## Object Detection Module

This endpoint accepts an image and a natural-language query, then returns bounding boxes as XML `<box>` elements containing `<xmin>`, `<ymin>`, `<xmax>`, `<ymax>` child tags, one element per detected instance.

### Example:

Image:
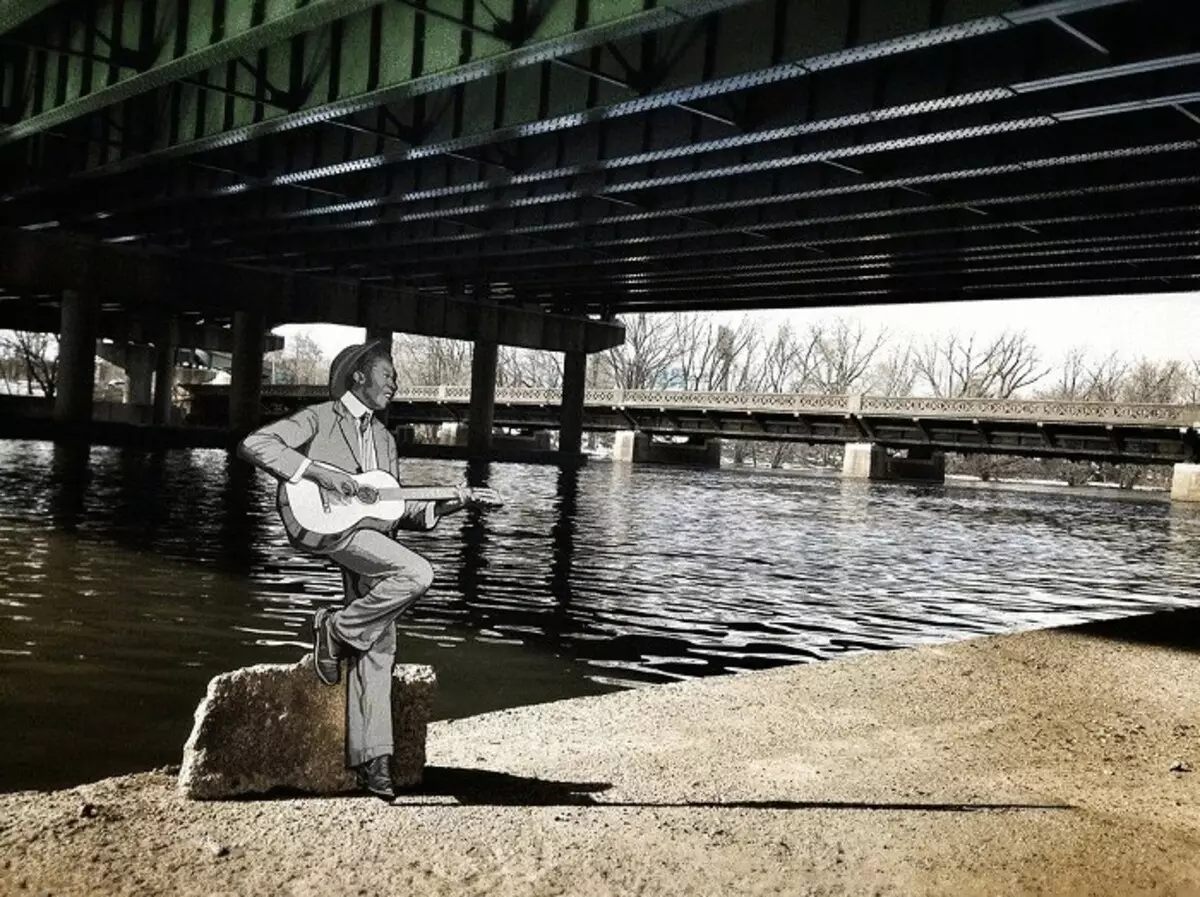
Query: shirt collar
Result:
<box><xmin>339</xmin><ymin>390</ymin><xmax>372</xmax><ymax>421</ymax></box>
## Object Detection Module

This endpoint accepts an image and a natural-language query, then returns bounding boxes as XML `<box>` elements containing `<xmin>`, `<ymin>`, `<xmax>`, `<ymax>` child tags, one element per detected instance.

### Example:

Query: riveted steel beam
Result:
<box><xmin>0</xmin><ymin>0</ymin><xmax>63</xmax><ymax>35</ymax></box>
<box><xmin>2</xmin><ymin>0</ymin><xmax>1151</xmax><ymax>205</ymax></box>
<box><xmin>46</xmin><ymin>42</ymin><xmax>1200</xmax><ymax>240</ymax></box>
<box><xmin>240</xmin><ymin>181</ymin><xmax>1200</xmax><ymax>292</ymax></box>
<box><xmin>596</xmin><ymin>269</ymin><xmax>1200</xmax><ymax>313</ymax></box>
<box><xmin>0</xmin><ymin>0</ymin><xmax>758</xmax><ymax>190</ymax></box>
<box><xmin>210</xmin><ymin>126</ymin><xmax>1200</xmax><ymax>264</ymax></box>
<box><xmin>0</xmin><ymin>0</ymin><xmax>391</xmax><ymax>145</ymax></box>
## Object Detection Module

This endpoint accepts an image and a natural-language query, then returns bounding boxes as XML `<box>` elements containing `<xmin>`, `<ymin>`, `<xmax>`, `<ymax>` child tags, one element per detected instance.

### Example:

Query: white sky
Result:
<box><xmin>274</xmin><ymin>291</ymin><xmax>1199</xmax><ymax>366</ymax></box>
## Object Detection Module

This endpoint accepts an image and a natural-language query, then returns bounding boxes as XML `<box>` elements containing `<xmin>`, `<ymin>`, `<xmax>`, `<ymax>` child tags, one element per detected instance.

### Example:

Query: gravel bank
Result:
<box><xmin>3</xmin><ymin>610</ymin><xmax>1198</xmax><ymax>896</ymax></box>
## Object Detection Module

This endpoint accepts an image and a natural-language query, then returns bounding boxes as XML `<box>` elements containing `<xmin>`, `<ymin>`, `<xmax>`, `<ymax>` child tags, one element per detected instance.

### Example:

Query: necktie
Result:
<box><xmin>359</xmin><ymin>415</ymin><xmax>372</xmax><ymax>472</ymax></box>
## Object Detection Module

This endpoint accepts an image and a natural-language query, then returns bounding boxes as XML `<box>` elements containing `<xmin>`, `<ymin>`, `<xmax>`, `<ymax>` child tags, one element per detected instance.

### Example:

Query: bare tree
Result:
<box><xmin>497</xmin><ymin>347</ymin><xmax>563</xmax><ymax>388</ymax></box>
<box><xmin>867</xmin><ymin>344</ymin><xmax>918</xmax><ymax>396</ymax></box>
<box><xmin>0</xmin><ymin>330</ymin><xmax>59</xmax><ymax>397</ymax></box>
<box><xmin>808</xmin><ymin>318</ymin><xmax>887</xmax><ymax>393</ymax></box>
<box><xmin>265</xmin><ymin>330</ymin><xmax>328</xmax><ymax>385</ymax></box>
<box><xmin>1045</xmin><ymin>348</ymin><xmax>1128</xmax><ymax>401</ymax></box>
<box><xmin>599</xmin><ymin>313</ymin><xmax>676</xmax><ymax>389</ymax></box>
<box><xmin>1120</xmin><ymin>359</ymin><xmax>1188</xmax><ymax>404</ymax></box>
<box><xmin>757</xmin><ymin>322</ymin><xmax>820</xmax><ymax>393</ymax></box>
<box><xmin>391</xmin><ymin>335</ymin><xmax>472</xmax><ymax>387</ymax></box>
<box><xmin>916</xmin><ymin>331</ymin><xmax>1047</xmax><ymax>398</ymax></box>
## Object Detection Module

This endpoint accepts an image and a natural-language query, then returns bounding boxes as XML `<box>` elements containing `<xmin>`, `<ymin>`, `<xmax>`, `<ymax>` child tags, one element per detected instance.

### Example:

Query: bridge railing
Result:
<box><xmin>387</xmin><ymin>386</ymin><xmax>1198</xmax><ymax>427</ymax></box>
<box><xmin>187</xmin><ymin>382</ymin><xmax>1200</xmax><ymax>427</ymax></box>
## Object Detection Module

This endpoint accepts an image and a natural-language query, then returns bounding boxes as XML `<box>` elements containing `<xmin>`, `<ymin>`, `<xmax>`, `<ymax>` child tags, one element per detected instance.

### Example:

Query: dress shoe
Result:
<box><xmin>312</xmin><ymin>607</ymin><xmax>342</xmax><ymax>686</ymax></box>
<box><xmin>355</xmin><ymin>755</ymin><xmax>395</xmax><ymax>801</ymax></box>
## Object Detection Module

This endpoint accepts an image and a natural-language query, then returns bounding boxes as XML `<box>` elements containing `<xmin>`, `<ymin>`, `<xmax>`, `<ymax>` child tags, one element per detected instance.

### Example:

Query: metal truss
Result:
<box><xmin>0</xmin><ymin>0</ymin><xmax>1196</xmax><ymax>322</ymax></box>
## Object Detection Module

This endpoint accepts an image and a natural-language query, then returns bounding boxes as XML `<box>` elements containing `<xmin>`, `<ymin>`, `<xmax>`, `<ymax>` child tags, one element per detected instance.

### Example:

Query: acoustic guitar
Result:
<box><xmin>278</xmin><ymin>461</ymin><xmax>502</xmax><ymax>551</ymax></box>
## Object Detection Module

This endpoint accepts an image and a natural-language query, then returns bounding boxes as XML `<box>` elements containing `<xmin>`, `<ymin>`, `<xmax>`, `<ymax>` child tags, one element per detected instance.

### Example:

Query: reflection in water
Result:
<box><xmin>1</xmin><ymin>440</ymin><xmax>1200</xmax><ymax>793</ymax></box>
<box><xmin>49</xmin><ymin>443</ymin><xmax>90</xmax><ymax>531</ymax></box>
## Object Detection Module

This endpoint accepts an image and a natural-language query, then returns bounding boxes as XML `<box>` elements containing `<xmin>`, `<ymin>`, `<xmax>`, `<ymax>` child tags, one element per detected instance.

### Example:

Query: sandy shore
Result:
<box><xmin>2</xmin><ymin>610</ymin><xmax>1198</xmax><ymax>896</ymax></box>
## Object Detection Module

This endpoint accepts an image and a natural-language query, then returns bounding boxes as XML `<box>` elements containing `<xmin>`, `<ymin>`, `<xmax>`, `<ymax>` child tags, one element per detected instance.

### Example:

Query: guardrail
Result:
<box><xmin>186</xmin><ymin>383</ymin><xmax>1200</xmax><ymax>427</ymax></box>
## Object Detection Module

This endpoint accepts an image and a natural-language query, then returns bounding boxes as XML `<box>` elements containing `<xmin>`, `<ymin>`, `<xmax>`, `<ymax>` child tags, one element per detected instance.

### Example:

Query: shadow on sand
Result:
<box><xmin>1067</xmin><ymin>606</ymin><xmax>1200</xmax><ymax>654</ymax></box>
<box><xmin>392</xmin><ymin>767</ymin><xmax>1071</xmax><ymax>813</ymax></box>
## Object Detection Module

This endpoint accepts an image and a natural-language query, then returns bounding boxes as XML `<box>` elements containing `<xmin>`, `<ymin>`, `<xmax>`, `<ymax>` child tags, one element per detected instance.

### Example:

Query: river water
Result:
<box><xmin>1</xmin><ymin>439</ymin><xmax>1198</xmax><ymax>793</ymax></box>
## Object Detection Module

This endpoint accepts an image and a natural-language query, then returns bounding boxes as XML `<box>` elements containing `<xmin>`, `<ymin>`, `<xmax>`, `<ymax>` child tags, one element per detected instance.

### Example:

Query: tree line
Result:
<box><xmin>387</xmin><ymin>312</ymin><xmax>1199</xmax><ymax>405</ymax></box>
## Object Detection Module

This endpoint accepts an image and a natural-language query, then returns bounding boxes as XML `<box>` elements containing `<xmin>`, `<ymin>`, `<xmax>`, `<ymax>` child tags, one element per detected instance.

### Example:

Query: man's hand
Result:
<box><xmin>464</xmin><ymin>487</ymin><xmax>503</xmax><ymax>509</ymax></box>
<box><xmin>303</xmin><ymin>465</ymin><xmax>359</xmax><ymax>501</ymax></box>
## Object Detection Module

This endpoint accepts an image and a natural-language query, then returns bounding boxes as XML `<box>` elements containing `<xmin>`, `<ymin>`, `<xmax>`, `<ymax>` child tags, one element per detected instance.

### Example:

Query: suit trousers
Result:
<box><xmin>319</xmin><ymin>529</ymin><xmax>434</xmax><ymax>768</ymax></box>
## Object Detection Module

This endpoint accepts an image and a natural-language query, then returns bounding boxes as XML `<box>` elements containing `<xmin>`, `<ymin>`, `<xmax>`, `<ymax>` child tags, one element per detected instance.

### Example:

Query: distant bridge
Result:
<box><xmin>185</xmin><ymin>384</ymin><xmax>1200</xmax><ymax>465</ymax></box>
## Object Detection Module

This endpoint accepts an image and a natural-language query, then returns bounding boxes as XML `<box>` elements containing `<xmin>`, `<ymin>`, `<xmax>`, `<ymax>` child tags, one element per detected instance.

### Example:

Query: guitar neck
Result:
<box><xmin>379</xmin><ymin>486</ymin><xmax>461</xmax><ymax>503</ymax></box>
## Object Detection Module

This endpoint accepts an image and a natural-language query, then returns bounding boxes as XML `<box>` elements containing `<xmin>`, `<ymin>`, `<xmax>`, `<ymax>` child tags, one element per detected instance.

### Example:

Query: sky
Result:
<box><xmin>272</xmin><ymin>292</ymin><xmax>1199</xmax><ymax>367</ymax></box>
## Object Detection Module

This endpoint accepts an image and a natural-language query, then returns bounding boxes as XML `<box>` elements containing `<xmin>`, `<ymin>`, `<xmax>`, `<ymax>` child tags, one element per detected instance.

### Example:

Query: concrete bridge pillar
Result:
<box><xmin>230</xmin><ymin>310</ymin><xmax>265</xmax><ymax>435</ymax></box>
<box><xmin>54</xmin><ymin>290</ymin><xmax>99</xmax><ymax>427</ymax></box>
<box><xmin>122</xmin><ymin>346</ymin><xmax>154</xmax><ymax>406</ymax></box>
<box><xmin>467</xmin><ymin>340</ymin><xmax>497</xmax><ymax>456</ymax></box>
<box><xmin>152</xmin><ymin>318</ymin><xmax>179</xmax><ymax>427</ymax></box>
<box><xmin>559</xmin><ymin>350</ymin><xmax>587</xmax><ymax>458</ymax></box>
<box><xmin>1170</xmin><ymin>464</ymin><xmax>1200</xmax><ymax>502</ymax></box>
<box><xmin>613</xmin><ymin>431</ymin><xmax>722</xmax><ymax>468</ymax></box>
<box><xmin>842</xmin><ymin>443</ymin><xmax>945</xmax><ymax>484</ymax></box>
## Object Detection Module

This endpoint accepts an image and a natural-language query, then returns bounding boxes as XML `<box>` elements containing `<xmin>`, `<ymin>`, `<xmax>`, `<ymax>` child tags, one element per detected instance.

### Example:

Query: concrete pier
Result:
<box><xmin>122</xmin><ymin>346</ymin><xmax>154</xmax><ymax>407</ymax></box>
<box><xmin>153</xmin><ymin>318</ymin><xmax>179</xmax><ymax>427</ymax></box>
<box><xmin>229</xmin><ymin>311</ymin><xmax>265</xmax><ymax>435</ymax></box>
<box><xmin>1170</xmin><ymin>463</ymin><xmax>1200</xmax><ymax>502</ymax></box>
<box><xmin>613</xmin><ymin>430</ymin><xmax>722</xmax><ymax>467</ymax></box>
<box><xmin>843</xmin><ymin>442</ymin><xmax>946</xmax><ymax>484</ymax></box>
<box><xmin>467</xmin><ymin>340</ymin><xmax>498</xmax><ymax>456</ymax></box>
<box><xmin>53</xmin><ymin>290</ymin><xmax>99</xmax><ymax>427</ymax></box>
<box><xmin>559</xmin><ymin>350</ymin><xmax>587</xmax><ymax>458</ymax></box>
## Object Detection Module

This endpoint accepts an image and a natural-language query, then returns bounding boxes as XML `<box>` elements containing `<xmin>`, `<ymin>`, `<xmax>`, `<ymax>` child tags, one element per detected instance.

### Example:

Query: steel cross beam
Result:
<box><xmin>0</xmin><ymin>0</ymin><xmax>757</xmax><ymax>191</ymax></box>
<box><xmin>0</xmin><ymin>0</ymin><xmax>390</xmax><ymax>145</ymax></box>
<box><xmin>0</xmin><ymin>0</ymin><xmax>62</xmax><ymax>35</ymax></box>
<box><xmin>54</xmin><ymin>44</ymin><xmax>1200</xmax><ymax>242</ymax></box>
<box><xmin>213</xmin><ymin>137</ymin><xmax>1200</xmax><ymax>266</ymax></box>
<box><xmin>0</xmin><ymin>0</ymin><xmax>1148</xmax><ymax>206</ymax></box>
<box><xmin>198</xmin><ymin>116</ymin><xmax>1200</xmax><ymax>257</ymax></box>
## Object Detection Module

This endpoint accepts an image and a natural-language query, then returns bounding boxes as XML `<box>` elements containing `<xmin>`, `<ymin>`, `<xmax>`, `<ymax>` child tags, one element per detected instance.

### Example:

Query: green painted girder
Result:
<box><xmin>1</xmin><ymin>0</ymin><xmax>757</xmax><ymax>167</ymax></box>
<box><xmin>0</xmin><ymin>0</ymin><xmax>388</xmax><ymax>144</ymax></box>
<box><xmin>0</xmin><ymin>0</ymin><xmax>63</xmax><ymax>35</ymax></box>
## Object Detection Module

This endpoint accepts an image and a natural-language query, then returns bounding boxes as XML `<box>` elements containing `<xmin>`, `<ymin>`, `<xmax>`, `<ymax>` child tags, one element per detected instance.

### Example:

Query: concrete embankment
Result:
<box><xmin>2</xmin><ymin>610</ymin><xmax>1198</xmax><ymax>896</ymax></box>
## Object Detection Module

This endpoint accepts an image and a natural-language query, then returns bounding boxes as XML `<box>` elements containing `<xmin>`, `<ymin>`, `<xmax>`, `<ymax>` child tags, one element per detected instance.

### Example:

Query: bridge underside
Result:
<box><xmin>0</xmin><ymin>0</ymin><xmax>1198</xmax><ymax>323</ymax></box>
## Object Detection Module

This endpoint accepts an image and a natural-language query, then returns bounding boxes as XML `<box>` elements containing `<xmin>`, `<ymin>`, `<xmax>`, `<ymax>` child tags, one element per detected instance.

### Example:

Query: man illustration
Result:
<box><xmin>237</xmin><ymin>338</ymin><xmax>497</xmax><ymax>800</ymax></box>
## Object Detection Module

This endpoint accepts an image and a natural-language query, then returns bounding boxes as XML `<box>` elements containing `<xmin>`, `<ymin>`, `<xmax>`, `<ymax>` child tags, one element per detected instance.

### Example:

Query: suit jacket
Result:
<box><xmin>237</xmin><ymin>399</ymin><xmax>437</xmax><ymax>543</ymax></box>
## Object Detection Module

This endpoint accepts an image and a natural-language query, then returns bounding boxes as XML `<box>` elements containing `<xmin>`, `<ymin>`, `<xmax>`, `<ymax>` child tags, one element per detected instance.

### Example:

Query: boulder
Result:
<box><xmin>178</xmin><ymin>655</ymin><xmax>436</xmax><ymax>799</ymax></box>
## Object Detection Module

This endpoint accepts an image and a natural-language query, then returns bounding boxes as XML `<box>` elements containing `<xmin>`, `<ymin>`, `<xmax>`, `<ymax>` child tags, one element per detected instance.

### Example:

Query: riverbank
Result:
<box><xmin>2</xmin><ymin>609</ymin><xmax>1198</xmax><ymax>896</ymax></box>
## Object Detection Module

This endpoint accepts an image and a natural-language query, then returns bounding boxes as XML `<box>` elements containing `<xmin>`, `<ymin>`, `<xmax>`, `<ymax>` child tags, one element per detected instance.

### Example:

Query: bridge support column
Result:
<box><xmin>123</xmin><ymin>346</ymin><xmax>154</xmax><ymax>407</ymax></box>
<box><xmin>613</xmin><ymin>431</ymin><xmax>721</xmax><ymax>468</ymax></box>
<box><xmin>230</xmin><ymin>310</ymin><xmax>265</xmax><ymax>436</ymax></box>
<box><xmin>559</xmin><ymin>350</ymin><xmax>587</xmax><ymax>458</ymax></box>
<box><xmin>54</xmin><ymin>290</ymin><xmax>99</xmax><ymax>428</ymax></box>
<box><xmin>1170</xmin><ymin>464</ymin><xmax>1200</xmax><ymax>502</ymax></box>
<box><xmin>842</xmin><ymin>443</ymin><xmax>945</xmax><ymax>484</ymax></box>
<box><xmin>152</xmin><ymin>318</ymin><xmax>179</xmax><ymax>427</ymax></box>
<box><xmin>467</xmin><ymin>340</ymin><xmax>497</xmax><ymax>456</ymax></box>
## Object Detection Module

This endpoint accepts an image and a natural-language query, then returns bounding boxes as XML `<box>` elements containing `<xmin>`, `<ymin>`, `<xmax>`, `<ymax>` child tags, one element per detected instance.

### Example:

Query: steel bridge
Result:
<box><xmin>183</xmin><ymin>383</ymin><xmax>1200</xmax><ymax>463</ymax></box>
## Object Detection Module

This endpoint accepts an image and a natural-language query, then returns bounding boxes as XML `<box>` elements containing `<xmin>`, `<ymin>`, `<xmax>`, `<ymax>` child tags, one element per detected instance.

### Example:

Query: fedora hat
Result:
<box><xmin>328</xmin><ymin>338</ymin><xmax>389</xmax><ymax>399</ymax></box>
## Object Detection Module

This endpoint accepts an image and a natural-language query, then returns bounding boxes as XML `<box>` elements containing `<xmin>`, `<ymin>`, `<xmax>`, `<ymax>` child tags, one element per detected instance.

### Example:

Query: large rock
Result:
<box><xmin>178</xmin><ymin>655</ymin><xmax>436</xmax><ymax>799</ymax></box>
